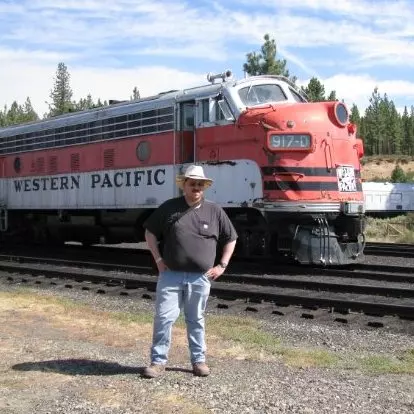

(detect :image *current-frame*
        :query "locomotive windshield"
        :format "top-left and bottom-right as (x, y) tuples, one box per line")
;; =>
(238, 84), (287, 106)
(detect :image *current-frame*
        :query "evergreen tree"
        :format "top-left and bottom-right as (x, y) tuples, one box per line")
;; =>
(47, 62), (74, 117)
(410, 106), (414, 156)
(364, 88), (387, 155)
(350, 104), (361, 125)
(243, 34), (295, 82)
(402, 106), (411, 155)
(349, 104), (362, 138)
(21, 97), (39, 123)
(0, 99), (38, 127)
(131, 87), (140, 100)
(386, 100), (403, 154)
(391, 165), (406, 182)
(0, 105), (7, 127)
(6, 101), (22, 125)
(326, 90), (337, 101)
(359, 115), (367, 142)
(301, 77), (326, 102)
(73, 94), (105, 111)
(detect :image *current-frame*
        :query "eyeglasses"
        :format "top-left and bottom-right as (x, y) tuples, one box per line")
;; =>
(186, 180), (205, 187)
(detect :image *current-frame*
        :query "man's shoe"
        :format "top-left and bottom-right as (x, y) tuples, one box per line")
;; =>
(193, 362), (210, 377)
(142, 363), (166, 378)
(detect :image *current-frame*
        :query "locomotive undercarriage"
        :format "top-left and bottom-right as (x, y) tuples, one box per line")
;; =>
(3, 207), (366, 266)
(227, 208), (366, 265)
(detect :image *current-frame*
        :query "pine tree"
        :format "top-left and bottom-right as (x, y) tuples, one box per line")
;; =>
(326, 90), (337, 101)
(364, 88), (387, 155)
(387, 100), (403, 155)
(131, 87), (140, 100)
(301, 77), (326, 102)
(6, 101), (22, 125)
(402, 106), (410, 155)
(350, 104), (361, 125)
(21, 97), (39, 123)
(0, 99), (39, 126)
(243, 34), (295, 82)
(391, 165), (406, 182)
(409, 106), (414, 156)
(0, 105), (6, 127)
(47, 62), (74, 117)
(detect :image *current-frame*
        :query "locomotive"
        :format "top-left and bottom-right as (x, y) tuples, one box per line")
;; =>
(0, 70), (366, 265)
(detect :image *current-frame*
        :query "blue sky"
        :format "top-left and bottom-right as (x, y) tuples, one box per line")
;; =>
(1, 0), (414, 117)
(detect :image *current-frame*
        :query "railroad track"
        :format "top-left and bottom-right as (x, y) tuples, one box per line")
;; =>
(365, 242), (414, 258)
(0, 252), (413, 322)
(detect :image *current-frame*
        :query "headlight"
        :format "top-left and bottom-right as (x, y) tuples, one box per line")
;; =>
(268, 133), (312, 150)
(333, 102), (348, 127)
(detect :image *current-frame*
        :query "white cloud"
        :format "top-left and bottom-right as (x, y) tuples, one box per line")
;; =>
(0, 56), (205, 116)
(1, 0), (414, 117)
(320, 74), (414, 114)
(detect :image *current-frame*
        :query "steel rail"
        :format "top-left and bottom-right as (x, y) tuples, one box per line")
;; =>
(1, 259), (413, 319)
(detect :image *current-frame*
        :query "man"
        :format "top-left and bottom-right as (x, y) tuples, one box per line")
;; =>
(142, 164), (237, 378)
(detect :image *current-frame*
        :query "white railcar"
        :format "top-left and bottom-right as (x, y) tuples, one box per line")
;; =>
(362, 182), (414, 213)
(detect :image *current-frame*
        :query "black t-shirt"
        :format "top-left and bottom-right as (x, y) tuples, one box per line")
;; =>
(143, 197), (238, 272)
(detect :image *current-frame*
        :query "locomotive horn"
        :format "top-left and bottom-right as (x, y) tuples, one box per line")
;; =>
(207, 70), (232, 83)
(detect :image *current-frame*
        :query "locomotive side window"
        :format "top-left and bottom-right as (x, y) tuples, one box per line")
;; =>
(181, 104), (195, 130)
(238, 84), (287, 106)
(215, 102), (225, 121)
(216, 99), (234, 122)
(0, 106), (174, 155)
(201, 99), (210, 122)
(289, 87), (306, 103)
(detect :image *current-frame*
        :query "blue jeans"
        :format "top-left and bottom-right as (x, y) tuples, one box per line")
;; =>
(150, 270), (211, 365)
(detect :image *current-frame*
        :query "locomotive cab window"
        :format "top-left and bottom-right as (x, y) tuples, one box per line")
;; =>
(238, 84), (287, 106)
(289, 87), (306, 103)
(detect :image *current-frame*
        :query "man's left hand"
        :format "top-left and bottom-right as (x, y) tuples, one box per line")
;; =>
(205, 265), (225, 280)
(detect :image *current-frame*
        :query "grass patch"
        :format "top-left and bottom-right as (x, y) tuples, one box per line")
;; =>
(280, 348), (339, 368)
(208, 315), (282, 350)
(364, 214), (414, 243)
(347, 350), (414, 374)
(111, 310), (154, 325)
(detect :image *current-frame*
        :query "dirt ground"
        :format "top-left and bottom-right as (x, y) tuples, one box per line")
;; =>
(1, 283), (413, 414)
(361, 158), (414, 181)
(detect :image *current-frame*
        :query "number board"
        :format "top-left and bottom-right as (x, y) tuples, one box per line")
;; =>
(269, 134), (311, 149)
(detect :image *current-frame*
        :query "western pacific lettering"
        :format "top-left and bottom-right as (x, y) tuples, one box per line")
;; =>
(13, 168), (165, 192)
(14, 175), (80, 192)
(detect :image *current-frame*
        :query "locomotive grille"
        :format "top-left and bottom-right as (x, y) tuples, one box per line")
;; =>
(48, 156), (58, 174)
(104, 148), (115, 168)
(36, 157), (45, 173)
(71, 153), (80, 172)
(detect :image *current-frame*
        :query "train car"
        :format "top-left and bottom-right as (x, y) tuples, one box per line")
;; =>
(0, 71), (366, 265)
(363, 181), (414, 216)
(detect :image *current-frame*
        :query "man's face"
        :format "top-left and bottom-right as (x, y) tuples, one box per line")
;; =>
(183, 179), (206, 203)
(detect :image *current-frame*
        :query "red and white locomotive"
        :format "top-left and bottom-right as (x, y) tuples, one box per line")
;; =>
(0, 71), (365, 265)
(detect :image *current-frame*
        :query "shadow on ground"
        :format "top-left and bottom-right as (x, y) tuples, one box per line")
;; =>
(12, 359), (193, 376)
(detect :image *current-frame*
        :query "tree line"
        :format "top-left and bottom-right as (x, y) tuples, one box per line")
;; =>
(1, 35), (413, 158)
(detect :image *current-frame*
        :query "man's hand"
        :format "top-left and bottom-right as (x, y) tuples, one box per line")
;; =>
(205, 265), (225, 281)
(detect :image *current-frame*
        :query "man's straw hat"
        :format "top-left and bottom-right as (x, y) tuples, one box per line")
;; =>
(176, 165), (213, 190)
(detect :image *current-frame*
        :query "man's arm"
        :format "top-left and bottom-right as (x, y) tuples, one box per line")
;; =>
(205, 239), (237, 281)
(219, 239), (236, 266)
(145, 229), (168, 273)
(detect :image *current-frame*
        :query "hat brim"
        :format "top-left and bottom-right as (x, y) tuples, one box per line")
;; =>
(176, 176), (213, 190)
